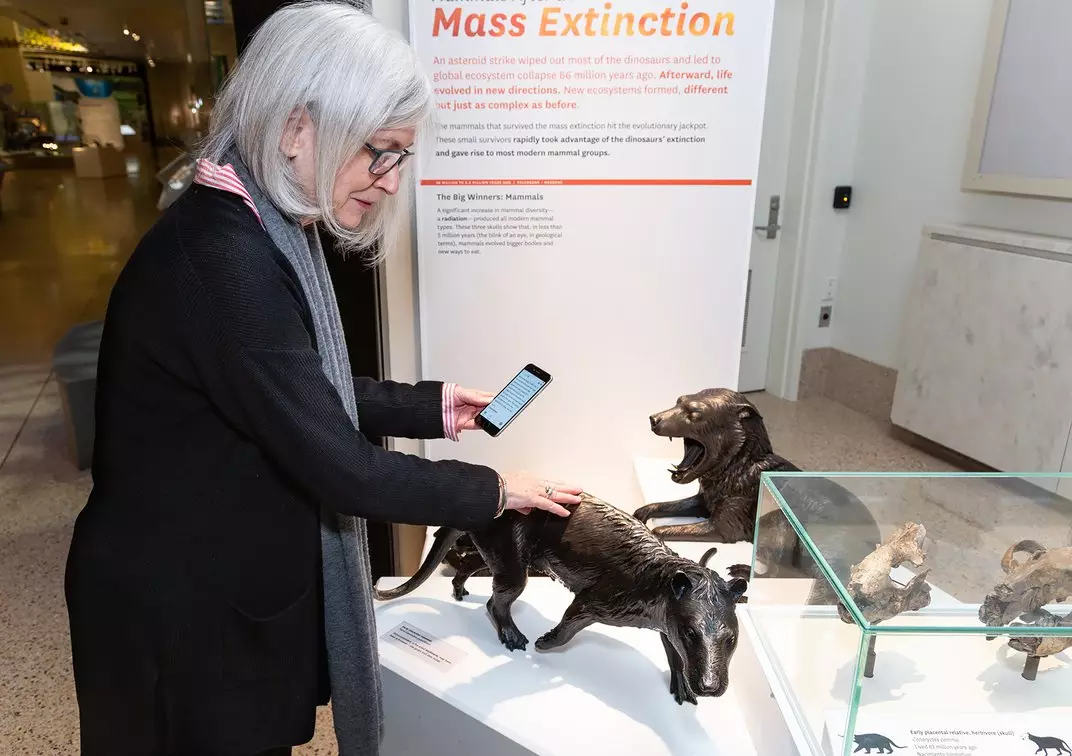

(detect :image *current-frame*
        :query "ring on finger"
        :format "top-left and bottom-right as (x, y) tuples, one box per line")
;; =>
(544, 484), (555, 498)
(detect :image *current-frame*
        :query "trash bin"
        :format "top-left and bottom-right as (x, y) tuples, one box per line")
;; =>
(53, 321), (104, 470)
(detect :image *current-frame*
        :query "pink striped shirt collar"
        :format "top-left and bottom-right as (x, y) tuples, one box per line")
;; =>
(193, 158), (264, 228)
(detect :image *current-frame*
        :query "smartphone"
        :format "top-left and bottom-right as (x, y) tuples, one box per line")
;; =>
(475, 364), (553, 437)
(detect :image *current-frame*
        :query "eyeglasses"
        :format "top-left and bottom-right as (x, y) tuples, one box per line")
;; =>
(365, 142), (412, 176)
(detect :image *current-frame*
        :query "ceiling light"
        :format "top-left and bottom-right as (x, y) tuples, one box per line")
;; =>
(65, 66), (71, 71)
(123, 26), (130, 35)
(86, 66), (93, 72)
(131, 32), (141, 41)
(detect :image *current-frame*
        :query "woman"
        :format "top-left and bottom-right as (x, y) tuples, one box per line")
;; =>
(64, 4), (580, 755)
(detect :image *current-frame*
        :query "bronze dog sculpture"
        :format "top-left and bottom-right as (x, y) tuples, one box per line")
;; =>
(633, 389), (881, 600)
(375, 494), (747, 704)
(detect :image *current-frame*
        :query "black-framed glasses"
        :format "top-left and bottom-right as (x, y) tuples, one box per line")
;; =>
(365, 143), (412, 176)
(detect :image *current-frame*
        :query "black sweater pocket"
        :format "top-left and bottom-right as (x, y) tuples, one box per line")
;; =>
(221, 583), (316, 688)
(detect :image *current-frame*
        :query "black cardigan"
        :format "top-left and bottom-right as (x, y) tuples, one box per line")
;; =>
(65, 184), (499, 755)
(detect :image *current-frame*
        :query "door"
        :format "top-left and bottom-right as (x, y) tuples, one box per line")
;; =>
(738, 0), (807, 392)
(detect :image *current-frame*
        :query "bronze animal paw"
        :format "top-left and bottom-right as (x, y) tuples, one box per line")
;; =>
(533, 633), (559, 651)
(728, 564), (751, 581)
(497, 626), (529, 652)
(669, 669), (698, 706)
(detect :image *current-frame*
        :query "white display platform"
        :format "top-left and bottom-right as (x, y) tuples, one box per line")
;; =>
(375, 575), (760, 756)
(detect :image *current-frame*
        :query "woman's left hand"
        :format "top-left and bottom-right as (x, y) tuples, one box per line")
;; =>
(454, 386), (495, 432)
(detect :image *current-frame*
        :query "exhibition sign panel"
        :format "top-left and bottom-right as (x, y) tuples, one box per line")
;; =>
(77, 96), (124, 149)
(411, 0), (775, 505)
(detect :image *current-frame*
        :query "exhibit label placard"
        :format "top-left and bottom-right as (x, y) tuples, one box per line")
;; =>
(409, 0), (775, 505)
(824, 711), (1072, 756)
(381, 621), (467, 671)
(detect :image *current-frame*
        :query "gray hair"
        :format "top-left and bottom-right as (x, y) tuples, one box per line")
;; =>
(200, 1), (432, 258)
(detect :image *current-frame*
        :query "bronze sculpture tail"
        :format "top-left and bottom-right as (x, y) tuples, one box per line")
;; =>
(373, 527), (462, 600)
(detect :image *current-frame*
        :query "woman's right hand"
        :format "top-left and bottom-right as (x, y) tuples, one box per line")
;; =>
(500, 472), (582, 518)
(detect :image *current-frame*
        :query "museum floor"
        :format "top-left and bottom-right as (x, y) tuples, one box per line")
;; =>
(0, 164), (961, 753)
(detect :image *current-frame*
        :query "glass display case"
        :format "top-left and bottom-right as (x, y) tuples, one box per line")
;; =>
(744, 473), (1072, 756)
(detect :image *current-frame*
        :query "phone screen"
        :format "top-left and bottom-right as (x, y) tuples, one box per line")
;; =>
(478, 366), (550, 434)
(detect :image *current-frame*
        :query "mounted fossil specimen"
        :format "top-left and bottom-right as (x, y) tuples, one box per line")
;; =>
(979, 540), (1072, 680)
(836, 522), (933, 678)
(837, 522), (933, 625)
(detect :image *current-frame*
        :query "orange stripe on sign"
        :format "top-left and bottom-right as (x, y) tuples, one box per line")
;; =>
(420, 179), (753, 187)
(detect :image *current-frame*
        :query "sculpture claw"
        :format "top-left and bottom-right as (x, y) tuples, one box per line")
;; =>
(534, 633), (560, 651)
(669, 670), (697, 705)
(498, 626), (529, 652)
(728, 563), (751, 581)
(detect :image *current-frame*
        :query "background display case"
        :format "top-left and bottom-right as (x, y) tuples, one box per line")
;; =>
(742, 473), (1072, 756)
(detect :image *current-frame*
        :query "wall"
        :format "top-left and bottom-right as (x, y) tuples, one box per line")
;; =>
(207, 22), (239, 70)
(0, 17), (54, 106)
(791, 0), (877, 355)
(146, 62), (199, 144)
(0, 18), (31, 104)
(828, 0), (1072, 369)
(23, 69), (53, 103)
(766, 0), (879, 399)
(142, 0), (218, 147)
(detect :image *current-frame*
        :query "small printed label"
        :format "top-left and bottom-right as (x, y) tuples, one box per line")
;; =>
(824, 710), (1072, 756)
(381, 621), (466, 671)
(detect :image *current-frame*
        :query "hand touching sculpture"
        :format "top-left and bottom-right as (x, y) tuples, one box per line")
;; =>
(501, 472), (582, 517)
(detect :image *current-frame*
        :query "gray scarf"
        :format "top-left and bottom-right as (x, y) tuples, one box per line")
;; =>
(226, 148), (382, 754)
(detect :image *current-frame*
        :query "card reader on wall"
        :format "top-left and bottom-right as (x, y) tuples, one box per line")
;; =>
(834, 186), (852, 209)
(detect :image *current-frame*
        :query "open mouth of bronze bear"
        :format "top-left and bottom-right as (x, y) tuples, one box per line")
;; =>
(668, 436), (707, 484)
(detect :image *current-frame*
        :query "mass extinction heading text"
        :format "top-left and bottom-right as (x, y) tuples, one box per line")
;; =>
(431, 4), (739, 39)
